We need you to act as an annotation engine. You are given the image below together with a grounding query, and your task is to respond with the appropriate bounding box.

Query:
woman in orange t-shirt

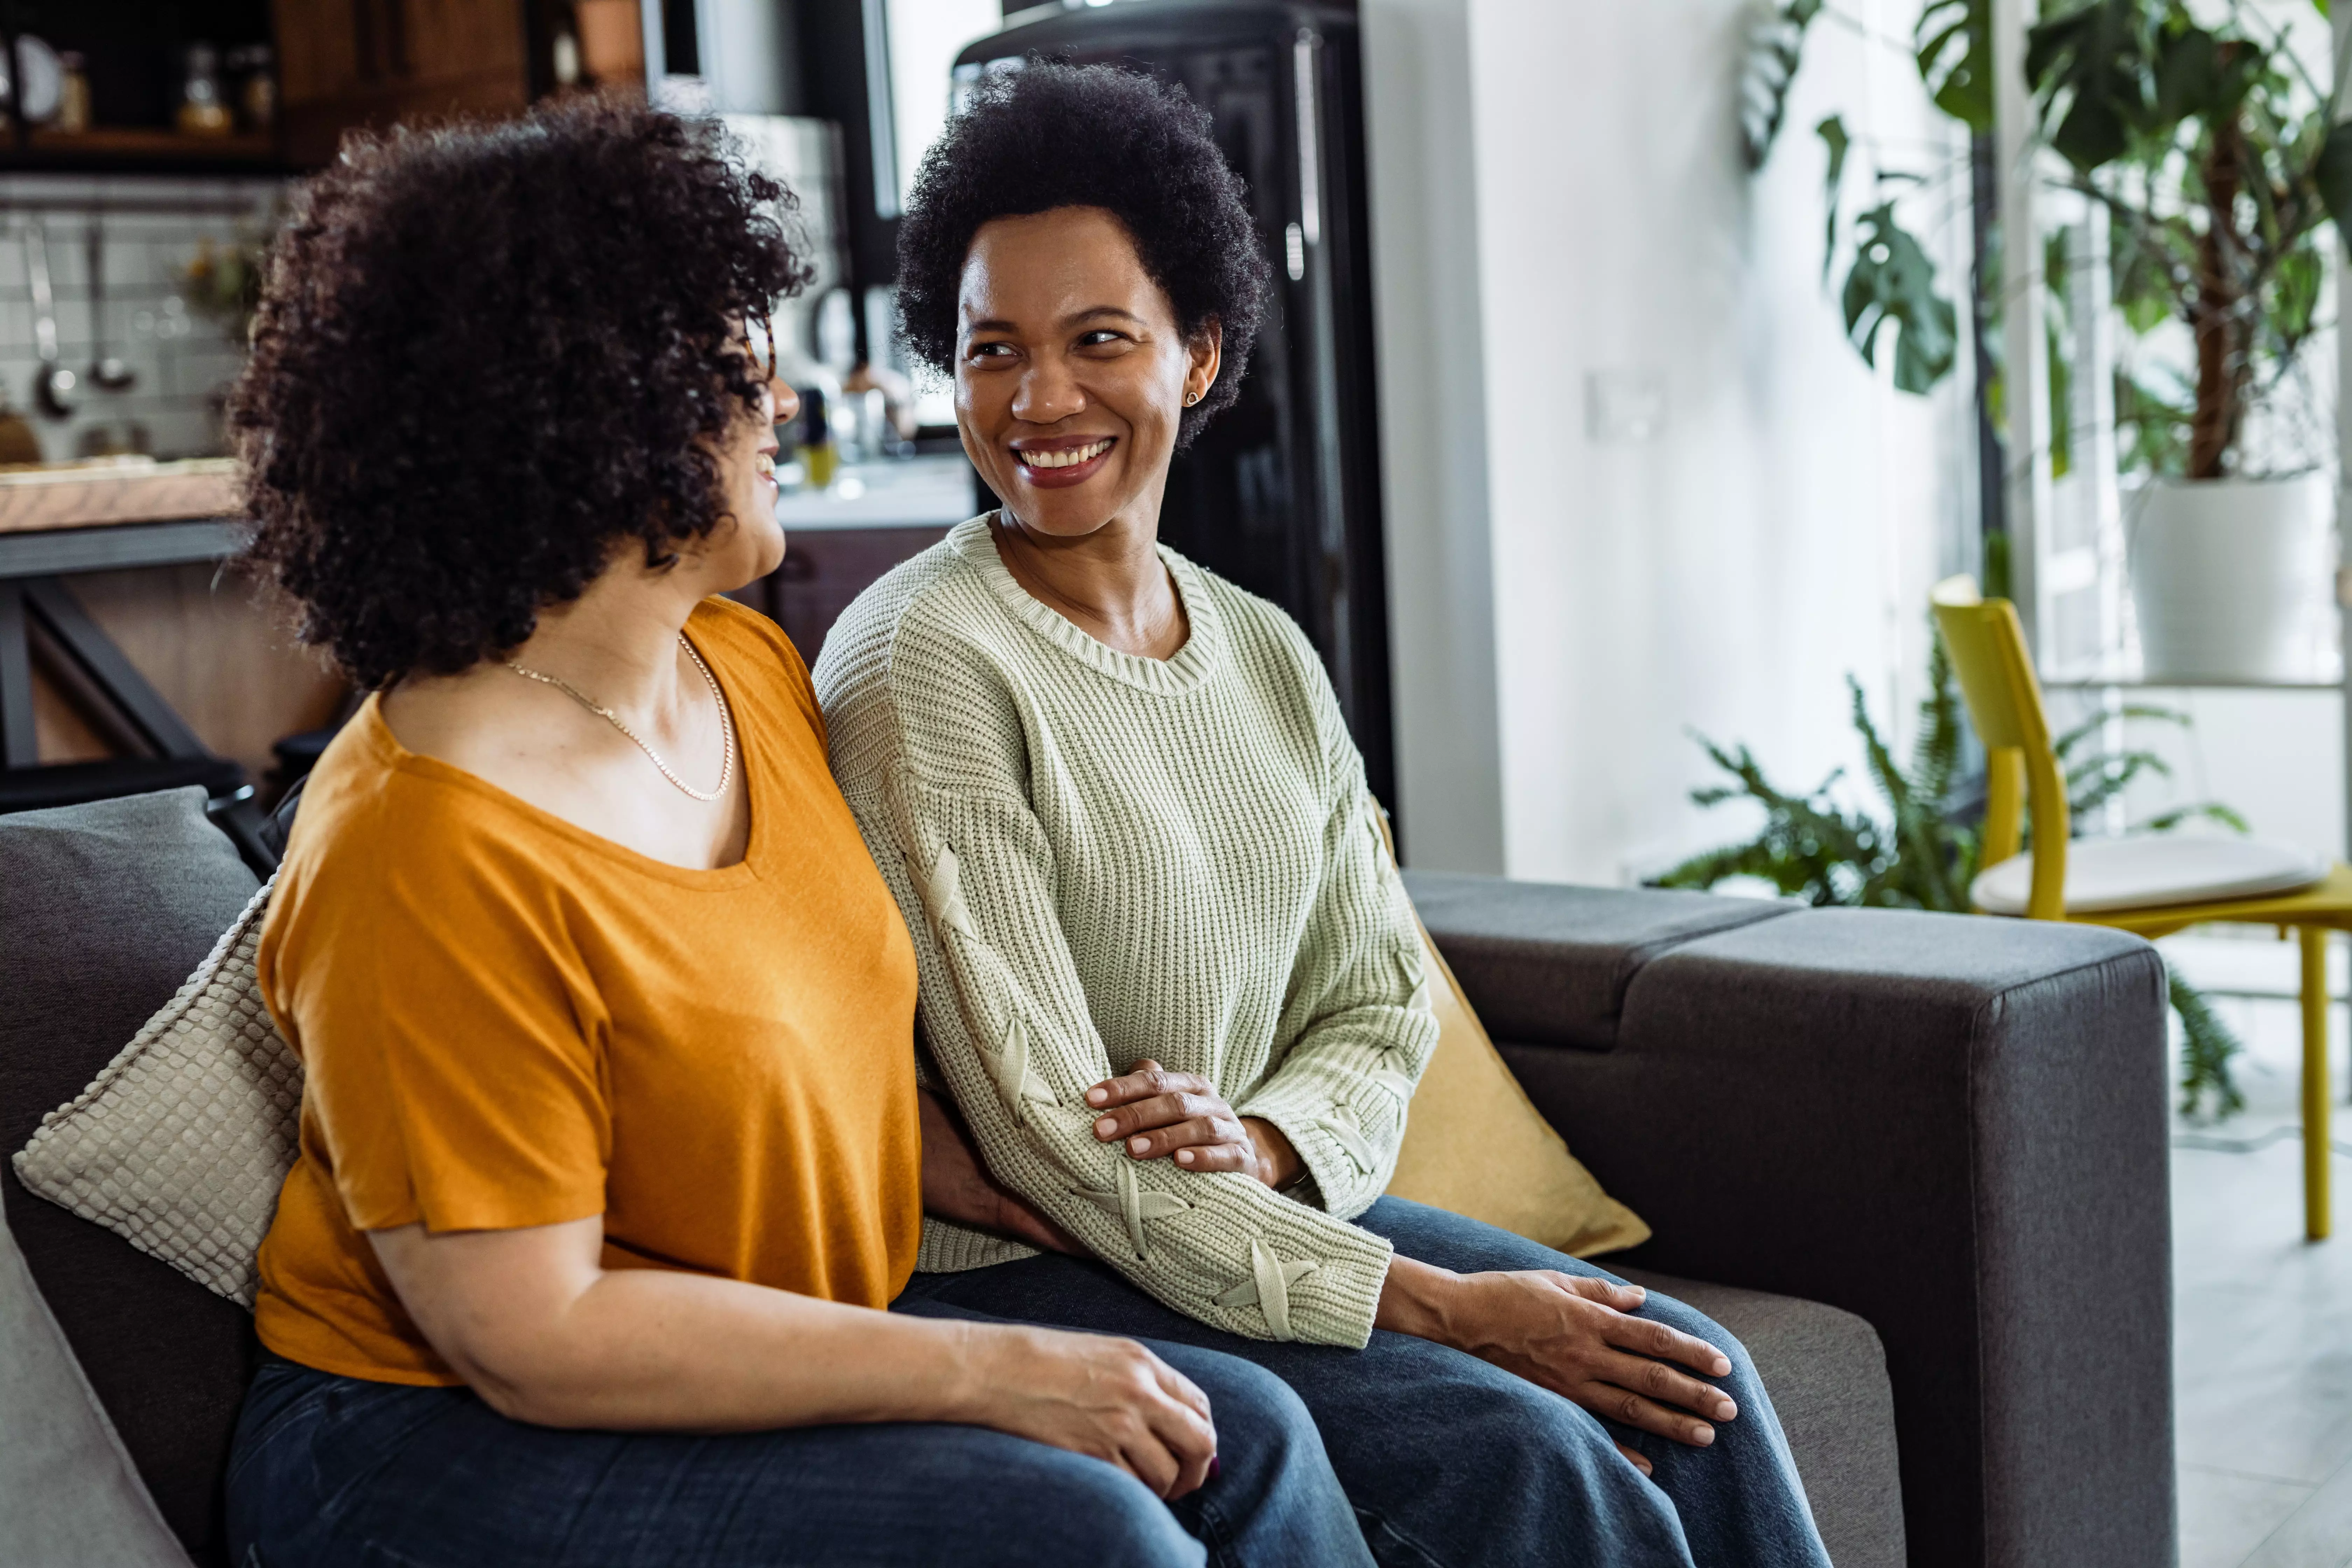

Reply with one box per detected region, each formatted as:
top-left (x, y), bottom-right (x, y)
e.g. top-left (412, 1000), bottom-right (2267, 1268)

top-left (222, 99), bottom-right (1367, 1568)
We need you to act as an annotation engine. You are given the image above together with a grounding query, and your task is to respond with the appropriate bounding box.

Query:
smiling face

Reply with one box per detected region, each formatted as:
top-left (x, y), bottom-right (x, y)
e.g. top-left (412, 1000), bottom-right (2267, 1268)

top-left (697, 342), bottom-right (798, 587)
top-left (956, 205), bottom-right (1219, 540)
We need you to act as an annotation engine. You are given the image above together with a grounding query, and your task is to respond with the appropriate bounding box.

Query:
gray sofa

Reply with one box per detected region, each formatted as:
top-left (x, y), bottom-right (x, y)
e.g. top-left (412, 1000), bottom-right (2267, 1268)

top-left (0, 789), bottom-right (2176, 1568)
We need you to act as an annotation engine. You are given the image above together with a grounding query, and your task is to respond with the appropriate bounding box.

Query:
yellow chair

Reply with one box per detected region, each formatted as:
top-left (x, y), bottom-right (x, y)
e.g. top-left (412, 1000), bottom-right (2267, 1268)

top-left (1930, 575), bottom-right (2352, 1240)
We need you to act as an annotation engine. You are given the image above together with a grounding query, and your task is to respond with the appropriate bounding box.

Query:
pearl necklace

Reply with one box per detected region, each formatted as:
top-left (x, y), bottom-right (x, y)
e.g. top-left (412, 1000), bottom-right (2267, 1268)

top-left (505, 634), bottom-right (736, 803)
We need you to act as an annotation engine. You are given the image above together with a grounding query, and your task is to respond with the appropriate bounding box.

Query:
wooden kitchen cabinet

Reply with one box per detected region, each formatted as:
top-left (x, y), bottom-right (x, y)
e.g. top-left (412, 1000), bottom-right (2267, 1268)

top-left (273, 0), bottom-right (531, 165)
top-left (730, 527), bottom-right (949, 668)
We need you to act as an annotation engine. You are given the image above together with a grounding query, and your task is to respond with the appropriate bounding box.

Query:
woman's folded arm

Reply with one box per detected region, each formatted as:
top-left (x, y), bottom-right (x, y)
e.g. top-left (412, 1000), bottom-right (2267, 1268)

top-left (861, 771), bottom-right (1397, 1347)
top-left (1236, 737), bottom-right (1440, 1221)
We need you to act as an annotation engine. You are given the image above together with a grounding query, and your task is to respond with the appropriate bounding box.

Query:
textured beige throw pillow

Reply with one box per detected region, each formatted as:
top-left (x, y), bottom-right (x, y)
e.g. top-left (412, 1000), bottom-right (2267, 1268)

top-left (12, 879), bottom-right (300, 1307)
top-left (1384, 910), bottom-right (1650, 1256)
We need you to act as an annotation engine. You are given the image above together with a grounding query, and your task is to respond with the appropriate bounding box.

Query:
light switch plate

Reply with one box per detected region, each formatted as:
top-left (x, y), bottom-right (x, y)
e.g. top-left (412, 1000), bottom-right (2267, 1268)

top-left (1586, 369), bottom-right (1667, 444)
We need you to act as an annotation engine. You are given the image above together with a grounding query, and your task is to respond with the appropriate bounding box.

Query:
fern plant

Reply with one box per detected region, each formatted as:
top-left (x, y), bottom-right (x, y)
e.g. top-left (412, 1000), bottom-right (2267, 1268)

top-left (1653, 636), bottom-right (2250, 1118)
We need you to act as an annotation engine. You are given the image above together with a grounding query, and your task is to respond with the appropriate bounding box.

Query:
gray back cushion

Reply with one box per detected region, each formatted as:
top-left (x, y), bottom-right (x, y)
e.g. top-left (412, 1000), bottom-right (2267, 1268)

top-left (0, 788), bottom-right (264, 1566)
top-left (0, 1195), bottom-right (194, 1567)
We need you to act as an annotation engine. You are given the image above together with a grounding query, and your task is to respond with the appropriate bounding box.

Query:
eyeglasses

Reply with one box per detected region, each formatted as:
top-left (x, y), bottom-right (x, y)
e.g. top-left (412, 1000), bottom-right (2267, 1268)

top-left (741, 313), bottom-right (777, 383)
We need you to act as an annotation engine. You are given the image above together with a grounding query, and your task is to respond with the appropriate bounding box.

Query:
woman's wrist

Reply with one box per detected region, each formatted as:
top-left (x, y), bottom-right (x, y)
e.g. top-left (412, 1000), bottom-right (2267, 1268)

top-left (1239, 1115), bottom-right (1304, 1191)
top-left (1374, 1253), bottom-right (1464, 1343)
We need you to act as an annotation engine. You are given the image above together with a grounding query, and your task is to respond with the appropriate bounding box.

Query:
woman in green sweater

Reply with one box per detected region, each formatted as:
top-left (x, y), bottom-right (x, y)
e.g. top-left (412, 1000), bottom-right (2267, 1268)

top-left (818, 63), bottom-right (1830, 1568)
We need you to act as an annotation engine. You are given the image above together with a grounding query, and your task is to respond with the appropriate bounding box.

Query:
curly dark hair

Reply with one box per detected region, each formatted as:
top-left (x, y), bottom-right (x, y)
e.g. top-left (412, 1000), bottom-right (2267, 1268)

top-left (895, 61), bottom-right (1270, 449)
top-left (232, 97), bottom-right (812, 688)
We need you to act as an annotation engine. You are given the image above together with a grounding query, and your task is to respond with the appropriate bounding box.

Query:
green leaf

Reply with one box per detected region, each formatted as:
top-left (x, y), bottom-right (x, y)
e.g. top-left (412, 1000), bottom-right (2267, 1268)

top-left (1917, 0), bottom-right (1995, 132)
top-left (1741, 0), bottom-right (1826, 170)
top-left (2026, 0), bottom-right (2159, 172)
top-left (2141, 801), bottom-right (2253, 834)
top-left (1841, 203), bottom-right (1959, 393)
top-left (1818, 115), bottom-right (1850, 282)
top-left (2314, 119), bottom-right (2352, 239)
top-left (2171, 971), bottom-right (2246, 1119)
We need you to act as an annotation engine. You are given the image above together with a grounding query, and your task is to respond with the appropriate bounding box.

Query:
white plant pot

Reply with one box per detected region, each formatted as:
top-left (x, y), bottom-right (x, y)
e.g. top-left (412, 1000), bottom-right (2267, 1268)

top-left (2128, 474), bottom-right (2336, 683)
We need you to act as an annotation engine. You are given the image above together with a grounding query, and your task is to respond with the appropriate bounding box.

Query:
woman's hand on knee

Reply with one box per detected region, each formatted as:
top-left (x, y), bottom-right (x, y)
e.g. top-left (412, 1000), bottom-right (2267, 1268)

top-left (1378, 1258), bottom-right (1738, 1453)
top-left (1084, 1060), bottom-right (1290, 1183)
top-left (963, 1323), bottom-right (1218, 1499)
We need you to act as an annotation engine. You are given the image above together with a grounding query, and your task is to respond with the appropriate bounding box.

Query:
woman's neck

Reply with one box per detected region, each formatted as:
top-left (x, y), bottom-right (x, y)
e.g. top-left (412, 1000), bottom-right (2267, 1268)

top-left (989, 509), bottom-right (1189, 661)
top-left (505, 570), bottom-right (700, 718)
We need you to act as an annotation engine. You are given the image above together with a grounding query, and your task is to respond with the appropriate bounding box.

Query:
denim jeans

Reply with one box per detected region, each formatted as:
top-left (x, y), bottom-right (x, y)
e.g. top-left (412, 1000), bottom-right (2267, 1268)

top-left (900, 1198), bottom-right (1833, 1568)
top-left (224, 1300), bottom-right (1372, 1568)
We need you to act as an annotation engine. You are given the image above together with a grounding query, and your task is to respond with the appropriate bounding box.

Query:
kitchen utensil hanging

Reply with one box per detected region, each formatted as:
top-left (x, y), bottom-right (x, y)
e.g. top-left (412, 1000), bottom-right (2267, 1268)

top-left (86, 219), bottom-right (134, 391)
top-left (25, 222), bottom-right (80, 420)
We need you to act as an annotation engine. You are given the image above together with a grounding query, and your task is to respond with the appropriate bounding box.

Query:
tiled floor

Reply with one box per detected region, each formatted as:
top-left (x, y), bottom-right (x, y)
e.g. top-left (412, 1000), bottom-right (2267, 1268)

top-left (2168, 934), bottom-right (2352, 1568)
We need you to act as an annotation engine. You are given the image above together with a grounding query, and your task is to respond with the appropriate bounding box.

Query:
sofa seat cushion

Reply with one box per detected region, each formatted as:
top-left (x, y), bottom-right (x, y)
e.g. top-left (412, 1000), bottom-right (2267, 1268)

top-left (0, 788), bottom-right (265, 1565)
top-left (1403, 872), bottom-right (1788, 1050)
top-left (1618, 1269), bottom-right (1905, 1568)
top-left (0, 1195), bottom-right (193, 1567)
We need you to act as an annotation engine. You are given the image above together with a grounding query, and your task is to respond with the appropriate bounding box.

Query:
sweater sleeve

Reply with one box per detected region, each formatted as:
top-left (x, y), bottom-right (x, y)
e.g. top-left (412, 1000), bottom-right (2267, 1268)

top-left (840, 624), bottom-right (1397, 1348)
top-left (1232, 626), bottom-right (1441, 1222)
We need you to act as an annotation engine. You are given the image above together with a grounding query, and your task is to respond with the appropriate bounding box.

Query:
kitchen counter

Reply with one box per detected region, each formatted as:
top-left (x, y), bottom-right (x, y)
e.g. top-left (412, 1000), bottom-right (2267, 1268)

top-left (773, 453), bottom-right (980, 531)
top-left (0, 459), bottom-right (241, 535)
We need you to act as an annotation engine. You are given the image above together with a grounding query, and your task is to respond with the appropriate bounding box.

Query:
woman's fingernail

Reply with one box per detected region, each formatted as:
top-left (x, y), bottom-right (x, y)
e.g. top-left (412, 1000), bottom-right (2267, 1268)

top-left (1087, 1088), bottom-right (1108, 1105)
top-left (1718, 1398), bottom-right (1738, 1420)
top-left (1096, 1117), bottom-right (1117, 1138)
top-left (1130, 1136), bottom-right (1150, 1154)
top-left (1177, 1150), bottom-right (1194, 1164)
top-left (1691, 1425), bottom-right (1714, 1447)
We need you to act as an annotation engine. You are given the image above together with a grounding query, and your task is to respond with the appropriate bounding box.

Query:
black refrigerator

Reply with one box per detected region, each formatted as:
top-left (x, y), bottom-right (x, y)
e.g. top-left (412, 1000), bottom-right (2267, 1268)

top-left (953, 0), bottom-right (1396, 816)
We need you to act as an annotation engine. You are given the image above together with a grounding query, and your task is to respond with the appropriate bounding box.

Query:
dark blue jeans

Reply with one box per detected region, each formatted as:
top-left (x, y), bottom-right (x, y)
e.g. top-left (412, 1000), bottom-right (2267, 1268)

top-left (901, 1198), bottom-right (1833, 1568)
top-left (224, 1300), bottom-right (1371, 1568)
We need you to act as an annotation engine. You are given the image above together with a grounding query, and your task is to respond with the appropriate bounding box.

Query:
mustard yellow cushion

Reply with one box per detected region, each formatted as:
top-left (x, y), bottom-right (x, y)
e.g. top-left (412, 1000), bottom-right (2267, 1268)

top-left (1384, 883), bottom-right (1650, 1258)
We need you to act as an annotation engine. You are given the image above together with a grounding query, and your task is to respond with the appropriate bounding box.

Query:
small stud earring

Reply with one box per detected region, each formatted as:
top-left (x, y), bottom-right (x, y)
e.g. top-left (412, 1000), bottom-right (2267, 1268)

top-left (1185, 390), bottom-right (1200, 406)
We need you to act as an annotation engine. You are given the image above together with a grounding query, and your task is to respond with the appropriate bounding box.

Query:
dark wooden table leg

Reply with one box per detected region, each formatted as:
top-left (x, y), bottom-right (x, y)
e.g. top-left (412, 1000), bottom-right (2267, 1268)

top-left (0, 582), bottom-right (36, 767)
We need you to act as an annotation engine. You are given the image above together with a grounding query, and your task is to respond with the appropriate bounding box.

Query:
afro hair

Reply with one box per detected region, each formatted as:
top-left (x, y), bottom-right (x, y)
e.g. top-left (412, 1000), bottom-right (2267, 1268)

top-left (233, 97), bottom-right (812, 688)
top-left (894, 61), bottom-right (1272, 449)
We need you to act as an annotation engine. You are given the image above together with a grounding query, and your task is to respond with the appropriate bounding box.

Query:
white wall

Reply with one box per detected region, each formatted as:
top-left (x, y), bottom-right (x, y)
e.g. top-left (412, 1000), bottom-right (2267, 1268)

top-left (1363, 0), bottom-right (1508, 874)
top-left (1370, 0), bottom-right (1974, 883)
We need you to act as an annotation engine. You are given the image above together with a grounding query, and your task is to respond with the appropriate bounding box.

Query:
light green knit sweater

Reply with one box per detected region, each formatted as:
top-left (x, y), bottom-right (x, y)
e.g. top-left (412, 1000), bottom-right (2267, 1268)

top-left (814, 516), bottom-right (1440, 1348)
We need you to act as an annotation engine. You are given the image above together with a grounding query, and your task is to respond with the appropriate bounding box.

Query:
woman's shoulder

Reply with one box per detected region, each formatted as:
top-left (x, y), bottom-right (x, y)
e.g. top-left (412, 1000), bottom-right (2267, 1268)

top-left (284, 700), bottom-right (556, 880)
top-left (815, 522), bottom-right (1032, 786)
top-left (814, 522), bottom-right (1015, 704)
top-left (1174, 553), bottom-right (1331, 692)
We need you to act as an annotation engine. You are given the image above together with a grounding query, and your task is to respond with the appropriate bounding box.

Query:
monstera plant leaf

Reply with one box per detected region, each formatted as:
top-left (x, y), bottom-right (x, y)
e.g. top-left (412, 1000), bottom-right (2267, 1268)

top-left (2314, 118), bottom-right (2352, 236)
top-left (2025, 0), bottom-right (2159, 170)
top-left (1917, 0), bottom-right (1994, 132)
top-left (1817, 115), bottom-right (1850, 280)
top-left (1842, 203), bottom-right (1959, 393)
top-left (1741, 0), bottom-right (1826, 170)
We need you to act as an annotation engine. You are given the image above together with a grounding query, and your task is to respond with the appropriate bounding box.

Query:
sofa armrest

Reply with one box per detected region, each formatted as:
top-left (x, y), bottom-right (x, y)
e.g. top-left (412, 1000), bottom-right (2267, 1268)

top-left (1415, 879), bottom-right (2173, 1568)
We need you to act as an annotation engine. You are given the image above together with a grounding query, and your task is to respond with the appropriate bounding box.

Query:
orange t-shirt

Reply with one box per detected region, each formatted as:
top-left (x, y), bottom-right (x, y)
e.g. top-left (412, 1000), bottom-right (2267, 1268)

top-left (252, 597), bottom-right (922, 1386)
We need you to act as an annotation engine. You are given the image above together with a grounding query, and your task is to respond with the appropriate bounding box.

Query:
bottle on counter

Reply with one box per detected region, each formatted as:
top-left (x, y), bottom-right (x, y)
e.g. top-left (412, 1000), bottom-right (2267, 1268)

top-left (54, 51), bottom-right (88, 135)
top-left (228, 45), bottom-right (276, 132)
top-left (177, 44), bottom-right (234, 138)
top-left (798, 386), bottom-right (836, 491)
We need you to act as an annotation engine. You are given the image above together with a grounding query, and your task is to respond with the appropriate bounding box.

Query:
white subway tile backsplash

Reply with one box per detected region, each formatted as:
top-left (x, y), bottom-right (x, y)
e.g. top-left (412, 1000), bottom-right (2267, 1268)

top-left (0, 172), bottom-right (280, 460)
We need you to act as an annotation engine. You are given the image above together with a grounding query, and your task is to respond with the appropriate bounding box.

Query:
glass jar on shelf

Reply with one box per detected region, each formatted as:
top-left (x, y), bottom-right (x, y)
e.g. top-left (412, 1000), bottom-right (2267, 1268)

top-left (177, 43), bottom-right (235, 139)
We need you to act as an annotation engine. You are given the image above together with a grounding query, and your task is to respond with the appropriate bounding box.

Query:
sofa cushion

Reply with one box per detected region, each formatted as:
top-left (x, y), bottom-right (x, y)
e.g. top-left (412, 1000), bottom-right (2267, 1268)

top-left (0, 1192), bottom-right (194, 1568)
top-left (1619, 1268), bottom-right (1905, 1568)
top-left (0, 788), bottom-right (265, 1566)
top-left (1403, 871), bottom-right (1790, 1049)
top-left (16, 878), bottom-right (297, 1306)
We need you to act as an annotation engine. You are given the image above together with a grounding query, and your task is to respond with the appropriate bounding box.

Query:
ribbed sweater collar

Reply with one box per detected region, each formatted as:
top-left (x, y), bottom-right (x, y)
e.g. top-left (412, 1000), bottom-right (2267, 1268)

top-left (950, 514), bottom-right (1226, 696)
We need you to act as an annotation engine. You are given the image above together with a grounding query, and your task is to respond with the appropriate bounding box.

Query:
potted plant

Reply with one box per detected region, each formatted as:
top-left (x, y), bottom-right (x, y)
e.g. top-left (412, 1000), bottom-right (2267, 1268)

top-left (1652, 638), bottom-right (2253, 1118)
top-left (2029, 0), bottom-right (2348, 681)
